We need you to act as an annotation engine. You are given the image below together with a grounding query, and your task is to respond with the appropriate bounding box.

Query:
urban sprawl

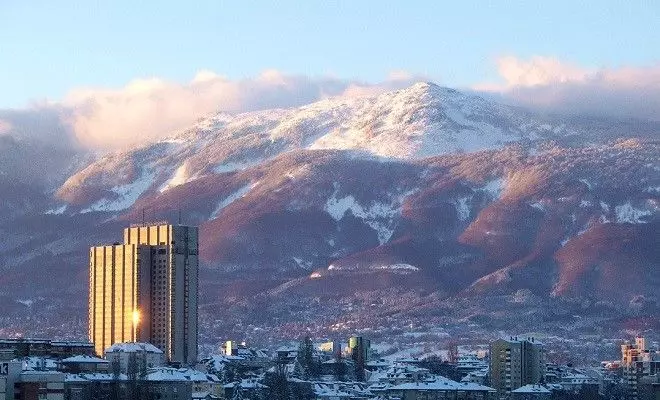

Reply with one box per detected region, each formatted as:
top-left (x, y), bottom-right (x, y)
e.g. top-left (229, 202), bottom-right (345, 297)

top-left (0, 223), bottom-right (657, 400)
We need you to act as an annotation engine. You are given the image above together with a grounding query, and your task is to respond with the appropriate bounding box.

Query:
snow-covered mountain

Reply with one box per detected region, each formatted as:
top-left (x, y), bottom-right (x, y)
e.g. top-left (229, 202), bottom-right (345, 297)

top-left (56, 82), bottom-right (583, 212)
top-left (0, 82), bottom-right (658, 340)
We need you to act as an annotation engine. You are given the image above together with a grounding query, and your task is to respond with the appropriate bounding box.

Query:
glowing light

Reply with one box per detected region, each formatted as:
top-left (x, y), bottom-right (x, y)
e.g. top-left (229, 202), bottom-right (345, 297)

top-left (132, 310), bottom-right (140, 325)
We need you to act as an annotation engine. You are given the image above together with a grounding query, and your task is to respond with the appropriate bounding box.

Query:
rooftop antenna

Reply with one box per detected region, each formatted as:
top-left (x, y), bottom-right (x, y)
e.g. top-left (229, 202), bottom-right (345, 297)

top-left (178, 208), bottom-right (182, 225)
top-left (142, 208), bottom-right (145, 225)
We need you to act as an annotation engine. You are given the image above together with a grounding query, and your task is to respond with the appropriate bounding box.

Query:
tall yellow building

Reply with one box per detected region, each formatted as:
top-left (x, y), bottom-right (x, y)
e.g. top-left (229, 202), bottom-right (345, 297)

top-left (89, 223), bottom-right (198, 365)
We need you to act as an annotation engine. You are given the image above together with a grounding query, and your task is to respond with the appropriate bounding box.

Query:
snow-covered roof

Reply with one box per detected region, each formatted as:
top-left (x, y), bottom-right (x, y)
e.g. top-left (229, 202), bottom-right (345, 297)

top-left (390, 378), bottom-right (495, 392)
top-left (105, 342), bottom-right (163, 354)
top-left (65, 373), bottom-right (128, 382)
top-left (178, 368), bottom-right (220, 382)
top-left (61, 355), bottom-right (109, 364)
top-left (511, 384), bottom-right (551, 393)
top-left (145, 367), bottom-right (189, 382)
top-left (18, 357), bottom-right (59, 371)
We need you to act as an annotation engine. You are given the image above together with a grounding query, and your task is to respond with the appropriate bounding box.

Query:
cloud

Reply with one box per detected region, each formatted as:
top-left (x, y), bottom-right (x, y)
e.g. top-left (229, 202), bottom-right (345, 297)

top-left (0, 106), bottom-right (77, 148)
top-left (54, 70), bottom-right (422, 150)
top-left (476, 56), bottom-right (660, 121)
top-left (0, 119), bottom-right (12, 135)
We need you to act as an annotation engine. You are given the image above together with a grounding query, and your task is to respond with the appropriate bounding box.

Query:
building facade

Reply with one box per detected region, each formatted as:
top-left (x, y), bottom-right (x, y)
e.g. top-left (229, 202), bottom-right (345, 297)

top-left (490, 337), bottom-right (545, 394)
top-left (89, 223), bottom-right (199, 365)
top-left (621, 336), bottom-right (660, 400)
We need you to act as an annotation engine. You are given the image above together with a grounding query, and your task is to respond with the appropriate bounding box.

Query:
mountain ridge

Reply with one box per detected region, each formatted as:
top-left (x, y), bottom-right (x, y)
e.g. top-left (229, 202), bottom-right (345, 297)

top-left (0, 82), bottom-right (657, 341)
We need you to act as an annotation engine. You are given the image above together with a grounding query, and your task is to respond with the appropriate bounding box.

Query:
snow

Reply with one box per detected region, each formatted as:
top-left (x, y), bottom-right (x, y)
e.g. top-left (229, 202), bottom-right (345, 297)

top-left (81, 171), bottom-right (155, 213)
top-left (512, 384), bottom-right (551, 393)
top-left (213, 160), bottom-right (258, 173)
top-left (17, 299), bottom-right (34, 306)
top-left (63, 82), bottom-right (576, 211)
top-left (61, 355), bottom-right (108, 364)
top-left (159, 162), bottom-right (192, 192)
top-left (373, 264), bottom-right (419, 272)
top-left (324, 191), bottom-right (399, 244)
top-left (44, 205), bottom-right (67, 215)
top-left (579, 178), bottom-right (593, 190)
top-left (455, 196), bottom-right (472, 220)
top-left (614, 202), bottom-right (652, 224)
top-left (105, 342), bottom-right (163, 353)
top-left (530, 202), bottom-right (545, 211)
top-left (482, 178), bottom-right (504, 198)
top-left (292, 257), bottom-right (312, 269)
top-left (210, 184), bottom-right (254, 219)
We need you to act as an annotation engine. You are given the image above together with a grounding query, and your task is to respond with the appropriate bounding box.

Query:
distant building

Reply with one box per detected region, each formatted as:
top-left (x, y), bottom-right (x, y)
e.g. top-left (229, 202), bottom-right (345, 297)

top-left (89, 223), bottom-right (199, 365)
top-left (0, 360), bottom-right (22, 400)
top-left (510, 384), bottom-right (551, 400)
top-left (621, 336), bottom-right (660, 400)
top-left (0, 339), bottom-right (94, 360)
top-left (104, 342), bottom-right (165, 374)
top-left (386, 378), bottom-right (496, 400)
top-left (348, 336), bottom-right (370, 380)
top-left (637, 374), bottom-right (660, 400)
top-left (489, 336), bottom-right (545, 393)
top-left (14, 370), bottom-right (66, 400)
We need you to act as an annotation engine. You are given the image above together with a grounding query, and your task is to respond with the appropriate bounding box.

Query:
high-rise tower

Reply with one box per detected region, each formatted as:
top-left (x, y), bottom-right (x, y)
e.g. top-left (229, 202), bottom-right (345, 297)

top-left (89, 223), bottom-right (198, 365)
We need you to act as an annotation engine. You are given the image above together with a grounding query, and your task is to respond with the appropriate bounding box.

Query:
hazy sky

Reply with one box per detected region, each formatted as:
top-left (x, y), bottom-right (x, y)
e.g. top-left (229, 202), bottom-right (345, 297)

top-left (1, 1), bottom-right (659, 107)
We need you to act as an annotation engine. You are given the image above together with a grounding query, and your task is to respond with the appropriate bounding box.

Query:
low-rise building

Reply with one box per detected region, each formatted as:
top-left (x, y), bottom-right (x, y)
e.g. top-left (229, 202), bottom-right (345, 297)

top-left (510, 384), bottom-right (551, 400)
top-left (14, 370), bottom-right (66, 400)
top-left (386, 378), bottom-right (496, 400)
top-left (104, 342), bottom-right (165, 374)
top-left (621, 336), bottom-right (660, 400)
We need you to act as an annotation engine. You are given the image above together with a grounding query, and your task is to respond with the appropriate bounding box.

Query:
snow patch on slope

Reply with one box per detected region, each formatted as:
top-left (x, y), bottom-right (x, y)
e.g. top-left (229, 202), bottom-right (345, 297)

top-left (324, 188), bottom-right (414, 244)
top-left (614, 202), bottom-right (653, 224)
top-left (44, 205), bottom-right (67, 215)
top-left (160, 163), bottom-right (193, 192)
top-left (210, 184), bottom-right (254, 219)
top-left (482, 178), bottom-right (504, 199)
top-left (82, 171), bottom-right (155, 213)
top-left (373, 264), bottom-right (419, 273)
top-left (455, 196), bottom-right (472, 221)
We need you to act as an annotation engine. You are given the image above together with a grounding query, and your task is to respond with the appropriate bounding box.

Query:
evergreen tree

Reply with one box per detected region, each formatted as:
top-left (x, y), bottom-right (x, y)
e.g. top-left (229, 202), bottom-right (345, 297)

top-left (297, 336), bottom-right (320, 380)
top-left (333, 353), bottom-right (346, 382)
top-left (231, 382), bottom-right (243, 400)
top-left (263, 371), bottom-right (289, 400)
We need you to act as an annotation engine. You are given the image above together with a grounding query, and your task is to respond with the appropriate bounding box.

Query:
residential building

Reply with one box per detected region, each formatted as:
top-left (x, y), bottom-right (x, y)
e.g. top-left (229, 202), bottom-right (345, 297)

top-left (348, 336), bottom-right (370, 380)
top-left (621, 336), bottom-right (660, 400)
top-left (14, 370), bottom-right (65, 400)
top-left (89, 223), bottom-right (199, 365)
top-left (489, 336), bottom-right (545, 393)
top-left (0, 339), bottom-right (94, 360)
top-left (0, 360), bottom-right (22, 400)
top-left (104, 342), bottom-right (165, 374)
top-left (510, 384), bottom-right (551, 400)
top-left (386, 378), bottom-right (496, 400)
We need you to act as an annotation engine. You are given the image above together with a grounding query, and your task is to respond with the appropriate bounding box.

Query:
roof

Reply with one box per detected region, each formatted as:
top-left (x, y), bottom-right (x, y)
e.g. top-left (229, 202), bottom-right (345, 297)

top-left (145, 368), bottom-right (189, 382)
top-left (390, 378), bottom-right (495, 392)
top-left (105, 342), bottom-right (163, 354)
top-left (65, 373), bottom-right (128, 382)
top-left (512, 384), bottom-right (551, 393)
top-left (61, 355), bottom-right (109, 364)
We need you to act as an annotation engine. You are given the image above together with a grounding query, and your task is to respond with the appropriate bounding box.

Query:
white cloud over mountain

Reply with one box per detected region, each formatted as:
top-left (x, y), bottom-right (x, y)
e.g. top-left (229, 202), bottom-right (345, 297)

top-left (477, 56), bottom-right (660, 121)
top-left (2, 70), bottom-right (421, 150)
top-left (1, 59), bottom-right (659, 153)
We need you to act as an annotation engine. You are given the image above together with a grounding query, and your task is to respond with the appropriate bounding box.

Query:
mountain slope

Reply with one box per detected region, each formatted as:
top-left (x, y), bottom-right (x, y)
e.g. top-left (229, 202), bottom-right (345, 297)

top-left (0, 82), bottom-right (658, 342)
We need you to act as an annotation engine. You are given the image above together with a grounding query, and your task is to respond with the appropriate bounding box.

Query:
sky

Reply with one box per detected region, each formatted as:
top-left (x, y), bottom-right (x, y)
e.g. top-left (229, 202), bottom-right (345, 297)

top-left (1, 1), bottom-right (659, 107)
top-left (1, 1), bottom-right (659, 149)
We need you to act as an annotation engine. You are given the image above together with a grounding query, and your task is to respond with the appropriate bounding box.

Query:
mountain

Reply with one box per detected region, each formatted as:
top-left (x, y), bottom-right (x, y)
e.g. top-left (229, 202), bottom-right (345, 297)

top-left (0, 82), bottom-right (658, 343)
